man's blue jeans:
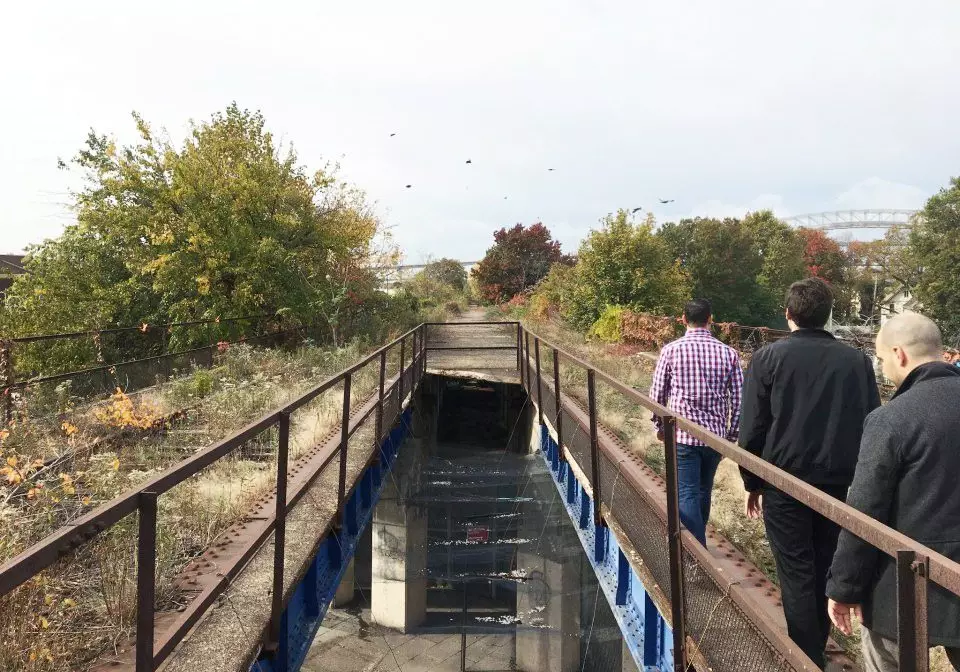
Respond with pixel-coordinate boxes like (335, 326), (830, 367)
(676, 443), (722, 546)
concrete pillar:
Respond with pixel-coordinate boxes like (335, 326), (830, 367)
(370, 382), (431, 632)
(333, 558), (355, 607)
(515, 461), (581, 672)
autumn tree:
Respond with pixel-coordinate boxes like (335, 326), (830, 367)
(797, 227), (848, 285)
(1, 104), (400, 361)
(909, 177), (960, 340)
(744, 211), (807, 312)
(471, 223), (570, 304)
(567, 210), (690, 329)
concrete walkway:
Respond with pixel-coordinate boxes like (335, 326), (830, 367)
(302, 605), (516, 672)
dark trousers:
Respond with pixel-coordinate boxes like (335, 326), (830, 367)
(763, 484), (848, 670)
(676, 443), (722, 546)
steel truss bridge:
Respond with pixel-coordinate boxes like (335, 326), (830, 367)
(783, 209), (917, 232)
(1, 321), (956, 672)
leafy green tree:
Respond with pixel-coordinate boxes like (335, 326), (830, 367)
(567, 210), (690, 329)
(472, 223), (570, 303)
(909, 177), (960, 339)
(2, 104), (397, 369)
(658, 216), (774, 324)
(422, 258), (467, 291)
(744, 210), (807, 316)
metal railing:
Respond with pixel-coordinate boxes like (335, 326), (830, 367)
(515, 324), (960, 672)
(0, 325), (428, 672)
(0, 313), (295, 422)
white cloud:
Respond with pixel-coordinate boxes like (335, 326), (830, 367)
(831, 178), (928, 211)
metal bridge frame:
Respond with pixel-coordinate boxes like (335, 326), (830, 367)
(783, 209), (917, 232)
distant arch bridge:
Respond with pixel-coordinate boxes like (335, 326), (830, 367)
(373, 260), (479, 291)
(783, 209), (917, 232)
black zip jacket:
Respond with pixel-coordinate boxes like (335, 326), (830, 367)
(738, 329), (881, 492)
(826, 362), (960, 646)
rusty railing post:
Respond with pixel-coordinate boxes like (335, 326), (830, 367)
(516, 323), (522, 375)
(552, 348), (562, 449)
(897, 550), (930, 672)
(376, 349), (387, 444)
(586, 369), (602, 526)
(269, 411), (290, 652)
(524, 331), (532, 392)
(421, 325), (428, 376)
(412, 329), (419, 388)
(662, 415), (688, 672)
(534, 337), (543, 425)
(398, 336), (406, 403)
(518, 327), (525, 389)
(336, 373), (352, 528)
(136, 491), (158, 672)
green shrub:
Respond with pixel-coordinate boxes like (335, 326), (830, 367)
(588, 305), (624, 343)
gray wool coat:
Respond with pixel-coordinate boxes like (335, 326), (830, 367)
(826, 361), (960, 646)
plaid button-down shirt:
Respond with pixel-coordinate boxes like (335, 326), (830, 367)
(649, 327), (743, 446)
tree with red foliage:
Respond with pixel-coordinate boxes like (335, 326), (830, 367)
(797, 227), (848, 284)
(472, 223), (572, 304)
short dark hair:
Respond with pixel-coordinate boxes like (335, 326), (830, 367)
(785, 277), (834, 329)
(684, 298), (712, 326)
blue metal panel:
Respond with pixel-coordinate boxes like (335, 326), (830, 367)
(253, 408), (412, 672)
(538, 426), (670, 672)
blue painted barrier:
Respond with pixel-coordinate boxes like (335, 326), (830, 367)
(253, 408), (413, 672)
(538, 424), (672, 672)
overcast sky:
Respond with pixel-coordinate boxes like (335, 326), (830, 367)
(2, 0), (958, 262)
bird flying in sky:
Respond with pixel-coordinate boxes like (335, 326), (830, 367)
(631, 207), (643, 214)
(405, 184), (412, 188)
(390, 133), (397, 137)
(658, 198), (674, 204)
(465, 159), (472, 164)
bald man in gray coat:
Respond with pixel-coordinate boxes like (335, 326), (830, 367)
(826, 312), (960, 671)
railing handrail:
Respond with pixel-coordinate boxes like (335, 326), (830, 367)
(7, 313), (277, 344)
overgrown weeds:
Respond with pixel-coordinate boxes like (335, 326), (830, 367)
(0, 338), (394, 671)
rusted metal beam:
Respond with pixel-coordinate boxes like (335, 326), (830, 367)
(136, 492), (158, 672)
(898, 550), (930, 672)
(662, 417), (688, 672)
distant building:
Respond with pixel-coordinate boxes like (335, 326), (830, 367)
(879, 285), (920, 325)
(0, 255), (25, 296)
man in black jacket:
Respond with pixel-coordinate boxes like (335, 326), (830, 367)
(827, 312), (960, 670)
(739, 277), (881, 668)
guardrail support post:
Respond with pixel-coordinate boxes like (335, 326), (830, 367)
(399, 337), (406, 403)
(534, 337), (543, 425)
(586, 369), (603, 527)
(376, 350), (387, 444)
(662, 416), (688, 672)
(136, 491), (158, 672)
(897, 550), (930, 672)
(518, 327), (525, 389)
(268, 411), (291, 656)
(552, 348), (562, 450)
(336, 373), (352, 529)
(524, 332), (531, 391)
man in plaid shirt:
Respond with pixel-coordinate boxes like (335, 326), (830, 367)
(649, 298), (743, 546)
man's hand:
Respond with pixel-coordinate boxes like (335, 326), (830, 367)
(656, 429), (664, 442)
(745, 491), (763, 519)
(827, 599), (862, 636)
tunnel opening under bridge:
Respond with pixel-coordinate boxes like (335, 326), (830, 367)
(295, 374), (646, 672)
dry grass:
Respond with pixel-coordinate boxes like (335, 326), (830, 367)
(0, 339), (396, 671)
(519, 314), (954, 672)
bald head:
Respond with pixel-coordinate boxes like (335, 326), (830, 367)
(876, 312), (944, 386)
(878, 312), (943, 359)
